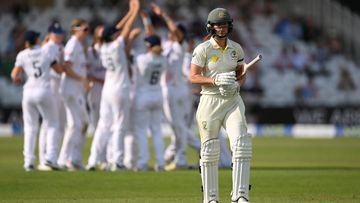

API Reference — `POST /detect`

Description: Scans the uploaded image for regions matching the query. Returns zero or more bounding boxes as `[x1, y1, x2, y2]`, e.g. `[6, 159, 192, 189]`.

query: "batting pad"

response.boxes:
[231, 133, 252, 202]
[200, 139, 220, 203]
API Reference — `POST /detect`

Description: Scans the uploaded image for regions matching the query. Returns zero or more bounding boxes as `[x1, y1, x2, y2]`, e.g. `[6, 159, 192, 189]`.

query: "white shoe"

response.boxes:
[85, 164, 96, 171]
[24, 165, 35, 172]
[110, 163, 126, 172]
[38, 164, 52, 171]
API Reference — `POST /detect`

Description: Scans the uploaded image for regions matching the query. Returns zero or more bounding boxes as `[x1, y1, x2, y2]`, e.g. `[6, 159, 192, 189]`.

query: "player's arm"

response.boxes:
[125, 27, 141, 79]
[62, 61, 89, 90]
[50, 61, 63, 74]
[151, 2, 183, 42]
[140, 10, 155, 36]
[87, 75, 104, 84]
[189, 64, 213, 86]
[236, 63, 246, 86]
[126, 28, 141, 60]
[119, 0, 140, 41]
[11, 66, 23, 85]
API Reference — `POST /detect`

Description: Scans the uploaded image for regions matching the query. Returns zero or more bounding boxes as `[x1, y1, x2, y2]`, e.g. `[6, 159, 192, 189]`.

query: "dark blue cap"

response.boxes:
[24, 30, 40, 45]
[144, 35, 161, 47]
[102, 25, 119, 42]
[48, 22, 65, 35]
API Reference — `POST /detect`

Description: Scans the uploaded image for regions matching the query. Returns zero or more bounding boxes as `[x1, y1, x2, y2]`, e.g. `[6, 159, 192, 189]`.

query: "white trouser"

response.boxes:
[102, 87, 130, 166]
[58, 89, 88, 166]
[22, 88, 60, 167]
[38, 78, 66, 165]
[163, 84, 188, 166]
[87, 82, 103, 131]
[134, 90, 165, 169]
[87, 98, 112, 166]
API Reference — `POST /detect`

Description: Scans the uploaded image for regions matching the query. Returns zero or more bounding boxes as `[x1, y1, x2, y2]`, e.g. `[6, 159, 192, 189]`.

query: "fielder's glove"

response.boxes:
[213, 71, 237, 86]
[219, 82, 240, 96]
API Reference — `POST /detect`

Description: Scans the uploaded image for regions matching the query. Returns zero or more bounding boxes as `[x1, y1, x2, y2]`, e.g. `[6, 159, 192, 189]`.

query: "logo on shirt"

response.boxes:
[202, 121, 207, 130]
[210, 55, 219, 62]
[231, 51, 238, 60]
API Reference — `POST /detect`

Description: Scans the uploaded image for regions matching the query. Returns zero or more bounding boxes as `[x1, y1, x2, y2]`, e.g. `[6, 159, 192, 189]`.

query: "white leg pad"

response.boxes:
[231, 133, 252, 202]
[200, 139, 220, 203]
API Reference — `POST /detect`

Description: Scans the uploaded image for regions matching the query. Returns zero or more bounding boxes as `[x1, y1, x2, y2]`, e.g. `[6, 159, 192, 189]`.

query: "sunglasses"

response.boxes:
[73, 26, 89, 32]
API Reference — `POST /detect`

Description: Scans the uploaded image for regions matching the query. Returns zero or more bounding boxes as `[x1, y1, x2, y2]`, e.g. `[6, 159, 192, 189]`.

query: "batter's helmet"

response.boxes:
[206, 8, 233, 35]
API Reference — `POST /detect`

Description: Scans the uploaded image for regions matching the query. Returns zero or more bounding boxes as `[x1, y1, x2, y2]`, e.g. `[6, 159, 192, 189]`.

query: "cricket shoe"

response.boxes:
[85, 164, 96, 171]
[45, 160, 61, 171]
[164, 162, 188, 171]
[38, 164, 52, 171]
[65, 161, 85, 171]
[110, 163, 126, 172]
[24, 165, 35, 172]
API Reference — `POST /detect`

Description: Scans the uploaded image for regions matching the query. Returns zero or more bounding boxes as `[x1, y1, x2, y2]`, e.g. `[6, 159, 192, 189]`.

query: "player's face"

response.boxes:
[77, 24, 89, 37]
[51, 33, 64, 44]
[213, 23, 229, 38]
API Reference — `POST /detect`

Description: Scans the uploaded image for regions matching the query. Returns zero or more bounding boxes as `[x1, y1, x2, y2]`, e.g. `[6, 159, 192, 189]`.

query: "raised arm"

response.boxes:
[140, 10, 155, 37]
[150, 2, 183, 42]
[119, 0, 140, 41]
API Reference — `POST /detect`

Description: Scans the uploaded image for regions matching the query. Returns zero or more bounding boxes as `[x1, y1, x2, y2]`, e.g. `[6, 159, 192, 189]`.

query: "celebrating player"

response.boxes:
[11, 30, 63, 171]
[58, 18, 90, 170]
[132, 35, 168, 171]
[38, 22, 66, 171]
[149, 2, 190, 170]
[96, 0, 140, 171]
[190, 8, 252, 203]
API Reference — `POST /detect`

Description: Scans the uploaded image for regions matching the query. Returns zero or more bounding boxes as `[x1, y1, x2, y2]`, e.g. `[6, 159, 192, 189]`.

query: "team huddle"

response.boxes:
[11, 0, 233, 173]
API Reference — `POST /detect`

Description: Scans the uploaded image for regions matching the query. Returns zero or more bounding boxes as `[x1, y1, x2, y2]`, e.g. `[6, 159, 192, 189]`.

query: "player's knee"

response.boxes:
[200, 139, 220, 164]
[232, 133, 252, 160]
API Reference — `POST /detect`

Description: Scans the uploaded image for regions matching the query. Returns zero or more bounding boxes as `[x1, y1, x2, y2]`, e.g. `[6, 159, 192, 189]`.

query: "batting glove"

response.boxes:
[219, 82, 239, 96]
[213, 71, 236, 86]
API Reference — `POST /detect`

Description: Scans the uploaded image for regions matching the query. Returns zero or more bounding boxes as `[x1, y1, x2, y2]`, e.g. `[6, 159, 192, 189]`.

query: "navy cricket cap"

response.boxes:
[102, 25, 120, 42]
[144, 35, 161, 47]
[24, 30, 40, 45]
[48, 22, 65, 35]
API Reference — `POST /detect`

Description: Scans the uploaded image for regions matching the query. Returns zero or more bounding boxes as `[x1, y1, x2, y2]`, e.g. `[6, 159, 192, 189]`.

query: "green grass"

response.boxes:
[0, 136, 360, 202]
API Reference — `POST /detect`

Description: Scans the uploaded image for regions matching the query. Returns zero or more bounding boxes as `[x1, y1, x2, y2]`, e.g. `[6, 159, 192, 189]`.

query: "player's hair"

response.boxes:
[70, 18, 88, 35]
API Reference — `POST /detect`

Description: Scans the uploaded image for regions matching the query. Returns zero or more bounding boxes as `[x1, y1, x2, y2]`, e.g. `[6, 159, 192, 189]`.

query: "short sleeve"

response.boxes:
[115, 36, 125, 49]
[191, 45, 206, 68]
[14, 52, 24, 68]
[237, 45, 245, 66]
[64, 39, 77, 62]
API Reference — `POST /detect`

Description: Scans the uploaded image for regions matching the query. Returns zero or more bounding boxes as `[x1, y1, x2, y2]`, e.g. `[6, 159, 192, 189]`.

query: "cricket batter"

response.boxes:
[190, 8, 252, 203]
[58, 19, 90, 170]
[11, 30, 63, 171]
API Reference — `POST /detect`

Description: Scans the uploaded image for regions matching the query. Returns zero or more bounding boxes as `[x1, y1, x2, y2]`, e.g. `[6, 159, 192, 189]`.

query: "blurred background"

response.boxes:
[1, 0, 360, 137]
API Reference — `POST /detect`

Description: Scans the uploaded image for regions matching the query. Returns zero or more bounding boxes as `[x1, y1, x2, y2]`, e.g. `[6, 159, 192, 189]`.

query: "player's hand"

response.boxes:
[219, 82, 239, 96]
[150, 2, 162, 16]
[81, 78, 91, 92]
[130, 28, 142, 39]
[213, 71, 236, 86]
[129, 0, 140, 10]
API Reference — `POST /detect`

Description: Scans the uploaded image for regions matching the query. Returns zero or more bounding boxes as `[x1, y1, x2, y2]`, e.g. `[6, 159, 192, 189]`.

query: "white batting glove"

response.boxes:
[219, 82, 239, 96]
[213, 71, 236, 86]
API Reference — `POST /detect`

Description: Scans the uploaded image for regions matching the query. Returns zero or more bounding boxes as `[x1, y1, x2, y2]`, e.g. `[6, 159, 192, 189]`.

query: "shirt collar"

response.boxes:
[210, 36, 233, 50]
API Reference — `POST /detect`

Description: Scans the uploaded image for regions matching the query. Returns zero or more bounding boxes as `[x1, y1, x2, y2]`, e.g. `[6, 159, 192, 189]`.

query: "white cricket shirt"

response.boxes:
[191, 36, 245, 95]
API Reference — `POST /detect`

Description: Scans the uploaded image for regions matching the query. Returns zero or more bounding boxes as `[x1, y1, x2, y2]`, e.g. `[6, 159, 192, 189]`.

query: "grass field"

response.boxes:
[0, 136, 360, 203]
